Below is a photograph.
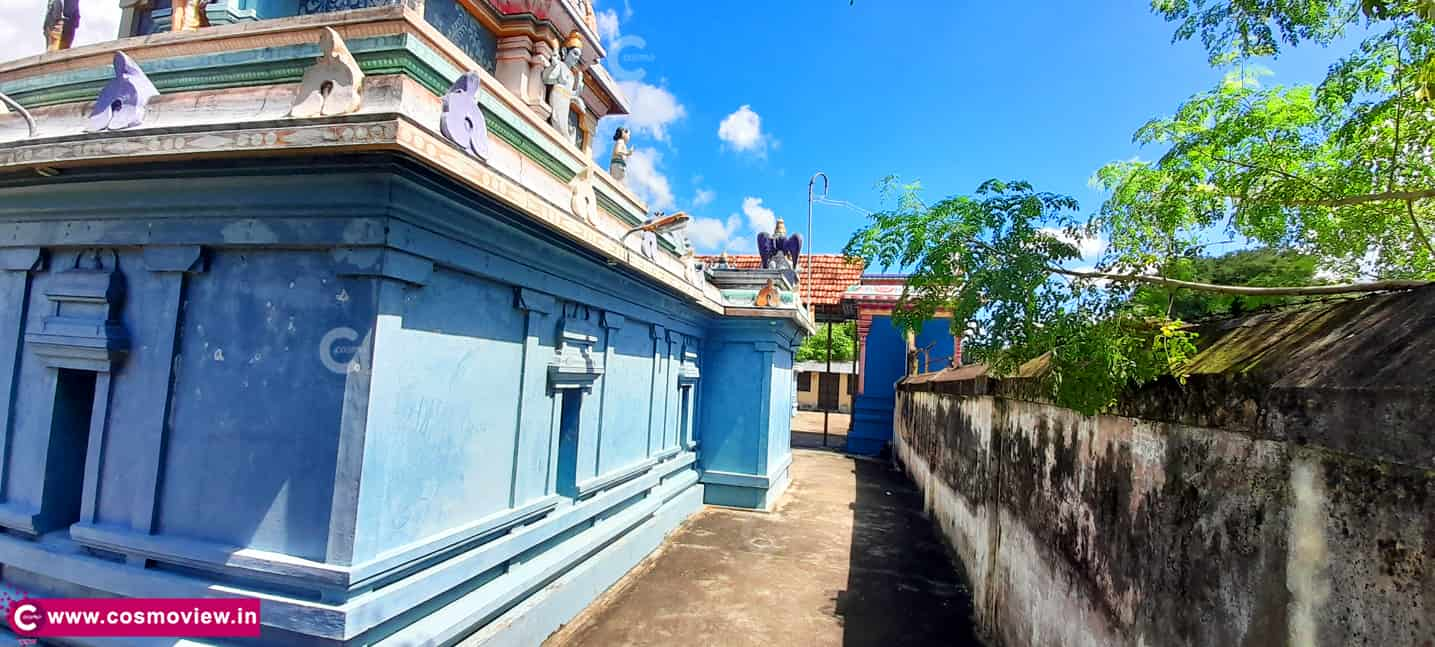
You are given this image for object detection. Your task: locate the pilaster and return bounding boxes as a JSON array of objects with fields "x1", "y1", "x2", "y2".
[
  {"x1": 512, "y1": 288, "x2": 557, "y2": 504},
  {"x1": 0, "y1": 249, "x2": 44, "y2": 503},
  {"x1": 528, "y1": 39, "x2": 555, "y2": 112},
  {"x1": 495, "y1": 36, "x2": 536, "y2": 103},
  {"x1": 646, "y1": 323, "x2": 665, "y2": 457},
  {"x1": 696, "y1": 317, "x2": 803, "y2": 510}
]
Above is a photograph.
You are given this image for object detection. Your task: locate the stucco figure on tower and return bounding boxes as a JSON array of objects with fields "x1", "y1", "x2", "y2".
[
  {"x1": 569, "y1": 163, "x2": 599, "y2": 225},
  {"x1": 754, "y1": 280, "x2": 780, "y2": 307},
  {"x1": 291, "y1": 27, "x2": 364, "y2": 118},
  {"x1": 440, "y1": 71, "x2": 491, "y2": 160},
  {"x1": 542, "y1": 31, "x2": 585, "y2": 139},
  {"x1": 170, "y1": 0, "x2": 210, "y2": 32},
  {"x1": 43, "y1": 0, "x2": 80, "y2": 51},
  {"x1": 757, "y1": 218, "x2": 802, "y2": 271},
  {"x1": 609, "y1": 127, "x2": 632, "y2": 182},
  {"x1": 87, "y1": 52, "x2": 159, "y2": 132}
]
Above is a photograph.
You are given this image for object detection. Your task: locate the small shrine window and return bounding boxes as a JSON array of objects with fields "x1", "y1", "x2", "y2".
[
  {"x1": 39, "y1": 368, "x2": 98, "y2": 534},
  {"x1": 555, "y1": 390, "x2": 582, "y2": 498},
  {"x1": 797, "y1": 372, "x2": 812, "y2": 392}
]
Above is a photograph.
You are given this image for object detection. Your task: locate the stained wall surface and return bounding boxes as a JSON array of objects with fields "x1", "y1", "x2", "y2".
[{"x1": 894, "y1": 289, "x2": 1435, "y2": 647}]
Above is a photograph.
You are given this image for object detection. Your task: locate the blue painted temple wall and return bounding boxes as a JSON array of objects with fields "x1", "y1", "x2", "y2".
[
  {"x1": 848, "y1": 315, "x2": 953, "y2": 455},
  {"x1": 697, "y1": 321, "x2": 798, "y2": 510},
  {"x1": 0, "y1": 156, "x2": 801, "y2": 644}
]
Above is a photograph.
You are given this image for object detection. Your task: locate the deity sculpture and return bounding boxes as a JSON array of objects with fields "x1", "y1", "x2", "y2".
[
  {"x1": 542, "y1": 31, "x2": 585, "y2": 139},
  {"x1": 609, "y1": 127, "x2": 631, "y2": 182},
  {"x1": 43, "y1": 0, "x2": 80, "y2": 51},
  {"x1": 757, "y1": 218, "x2": 802, "y2": 271},
  {"x1": 170, "y1": 0, "x2": 210, "y2": 32}
]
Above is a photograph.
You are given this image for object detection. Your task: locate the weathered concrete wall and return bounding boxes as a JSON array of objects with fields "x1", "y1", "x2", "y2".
[{"x1": 894, "y1": 290, "x2": 1435, "y2": 647}]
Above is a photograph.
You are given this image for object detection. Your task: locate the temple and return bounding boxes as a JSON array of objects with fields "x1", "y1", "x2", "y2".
[{"x1": 0, "y1": 2, "x2": 813, "y2": 644}]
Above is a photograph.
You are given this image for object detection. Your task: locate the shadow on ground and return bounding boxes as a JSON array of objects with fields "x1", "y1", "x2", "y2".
[
  {"x1": 545, "y1": 450, "x2": 984, "y2": 647},
  {"x1": 835, "y1": 458, "x2": 984, "y2": 646},
  {"x1": 792, "y1": 430, "x2": 844, "y2": 450},
  {"x1": 792, "y1": 410, "x2": 849, "y2": 451}
]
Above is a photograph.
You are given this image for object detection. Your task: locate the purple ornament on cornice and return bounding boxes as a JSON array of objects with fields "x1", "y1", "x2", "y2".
[
  {"x1": 87, "y1": 52, "x2": 159, "y2": 132},
  {"x1": 440, "y1": 72, "x2": 490, "y2": 160}
]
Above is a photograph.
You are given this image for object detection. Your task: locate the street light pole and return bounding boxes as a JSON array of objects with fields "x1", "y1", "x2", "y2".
[
  {"x1": 806, "y1": 172, "x2": 828, "y2": 306},
  {"x1": 806, "y1": 172, "x2": 830, "y2": 445}
]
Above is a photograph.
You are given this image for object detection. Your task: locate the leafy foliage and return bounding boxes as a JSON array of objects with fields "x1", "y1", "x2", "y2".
[
  {"x1": 843, "y1": 2, "x2": 1435, "y2": 414},
  {"x1": 1116, "y1": 2, "x2": 1435, "y2": 279},
  {"x1": 796, "y1": 321, "x2": 856, "y2": 362},
  {"x1": 1131, "y1": 247, "x2": 1323, "y2": 319},
  {"x1": 844, "y1": 179, "x2": 1198, "y2": 414}
]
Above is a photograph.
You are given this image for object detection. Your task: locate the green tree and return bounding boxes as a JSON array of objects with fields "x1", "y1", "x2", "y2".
[
  {"x1": 843, "y1": 2, "x2": 1435, "y2": 414},
  {"x1": 1103, "y1": 1, "x2": 1435, "y2": 279},
  {"x1": 1132, "y1": 247, "x2": 1324, "y2": 320},
  {"x1": 797, "y1": 321, "x2": 856, "y2": 362},
  {"x1": 845, "y1": 179, "x2": 1202, "y2": 414}
]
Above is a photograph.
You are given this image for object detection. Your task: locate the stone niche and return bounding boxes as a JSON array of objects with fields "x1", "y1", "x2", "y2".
[
  {"x1": 25, "y1": 249, "x2": 128, "y2": 372},
  {"x1": 548, "y1": 303, "x2": 604, "y2": 393}
]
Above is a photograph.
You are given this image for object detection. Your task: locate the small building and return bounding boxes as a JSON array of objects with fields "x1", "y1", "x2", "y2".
[
  {"x1": 843, "y1": 275, "x2": 960, "y2": 455},
  {"x1": 794, "y1": 361, "x2": 856, "y2": 413}
]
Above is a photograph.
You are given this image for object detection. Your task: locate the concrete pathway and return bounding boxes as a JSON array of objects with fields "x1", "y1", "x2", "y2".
[{"x1": 545, "y1": 449, "x2": 984, "y2": 647}]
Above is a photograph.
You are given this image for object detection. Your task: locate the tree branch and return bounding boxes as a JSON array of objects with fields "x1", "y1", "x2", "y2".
[
  {"x1": 1240, "y1": 188, "x2": 1435, "y2": 207},
  {"x1": 1050, "y1": 267, "x2": 1431, "y2": 295},
  {"x1": 1210, "y1": 156, "x2": 1334, "y2": 197},
  {"x1": 1406, "y1": 200, "x2": 1435, "y2": 260}
]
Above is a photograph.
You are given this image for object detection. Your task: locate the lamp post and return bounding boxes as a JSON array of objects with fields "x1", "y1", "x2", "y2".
[
  {"x1": 806, "y1": 172, "x2": 830, "y2": 445},
  {"x1": 805, "y1": 172, "x2": 828, "y2": 306}
]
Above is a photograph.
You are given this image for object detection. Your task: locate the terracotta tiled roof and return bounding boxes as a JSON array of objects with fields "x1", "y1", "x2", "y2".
[{"x1": 701, "y1": 254, "x2": 865, "y2": 307}]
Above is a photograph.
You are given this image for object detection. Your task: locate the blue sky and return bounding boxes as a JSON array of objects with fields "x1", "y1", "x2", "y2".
[{"x1": 592, "y1": 1, "x2": 1360, "y2": 264}]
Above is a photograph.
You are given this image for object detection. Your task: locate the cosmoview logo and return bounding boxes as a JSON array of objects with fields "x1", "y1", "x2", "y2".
[
  {"x1": 319, "y1": 327, "x2": 365, "y2": 375},
  {"x1": 11, "y1": 602, "x2": 39, "y2": 633},
  {"x1": 605, "y1": 34, "x2": 655, "y2": 82}
]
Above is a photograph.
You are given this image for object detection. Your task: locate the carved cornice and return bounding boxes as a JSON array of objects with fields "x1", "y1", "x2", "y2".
[
  {"x1": 25, "y1": 249, "x2": 129, "y2": 371},
  {"x1": 514, "y1": 287, "x2": 556, "y2": 314},
  {"x1": 334, "y1": 247, "x2": 433, "y2": 285},
  {"x1": 141, "y1": 245, "x2": 207, "y2": 273},
  {"x1": 549, "y1": 310, "x2": 603, "y2": 392},
  {"x1": 0, "y1": 248, "x2": 45, "y2": 273}
]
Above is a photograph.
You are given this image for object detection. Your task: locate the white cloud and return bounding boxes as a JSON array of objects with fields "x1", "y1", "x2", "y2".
[
  {"x1": 626, "y1": 147, "x2": 674, "y2": 210},
  {"x1": 742, "y1": 197, "x2": 776, "y2": 234},
  {"x1": 1040, "y1": 227, "x2": 1107, "y2": 260},
  {"x1": 686, "y1": 214, "x2": 743, "y2": 253},
  {"x1": 615, "y1": 80, "x2": 685, "y2": 142},
  {"x1": 0, "y1": 0, "x2": 122, "y2": 65},
  {"x1": 718, "y1": 104, "x2": 769, "y2": 155},
  {"x1": 692, "y1": 188, "x2": 715, "y2": 208},
  {"x1": 595, "y1": 8, "x2": 621, "y2": 45}
]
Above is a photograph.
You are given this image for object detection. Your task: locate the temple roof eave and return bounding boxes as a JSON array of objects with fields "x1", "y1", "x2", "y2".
[{"x1": 0, "y1": 7, "x2": 728, "y2": 315}]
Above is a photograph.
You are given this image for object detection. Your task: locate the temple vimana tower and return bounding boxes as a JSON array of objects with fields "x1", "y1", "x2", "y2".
[{"x1": 0, "y1": 1, "x2": 814, "y2": 643}]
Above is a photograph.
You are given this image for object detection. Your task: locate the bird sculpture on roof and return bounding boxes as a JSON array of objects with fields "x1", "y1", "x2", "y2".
[{"x1": 757, "y1": 218, "x2": 802, "y2": 271}]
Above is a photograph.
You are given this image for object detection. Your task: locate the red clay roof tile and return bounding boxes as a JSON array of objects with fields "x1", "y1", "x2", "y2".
[{"x1": 701, "y1": 254, "x2": 865, "y2": 307}]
